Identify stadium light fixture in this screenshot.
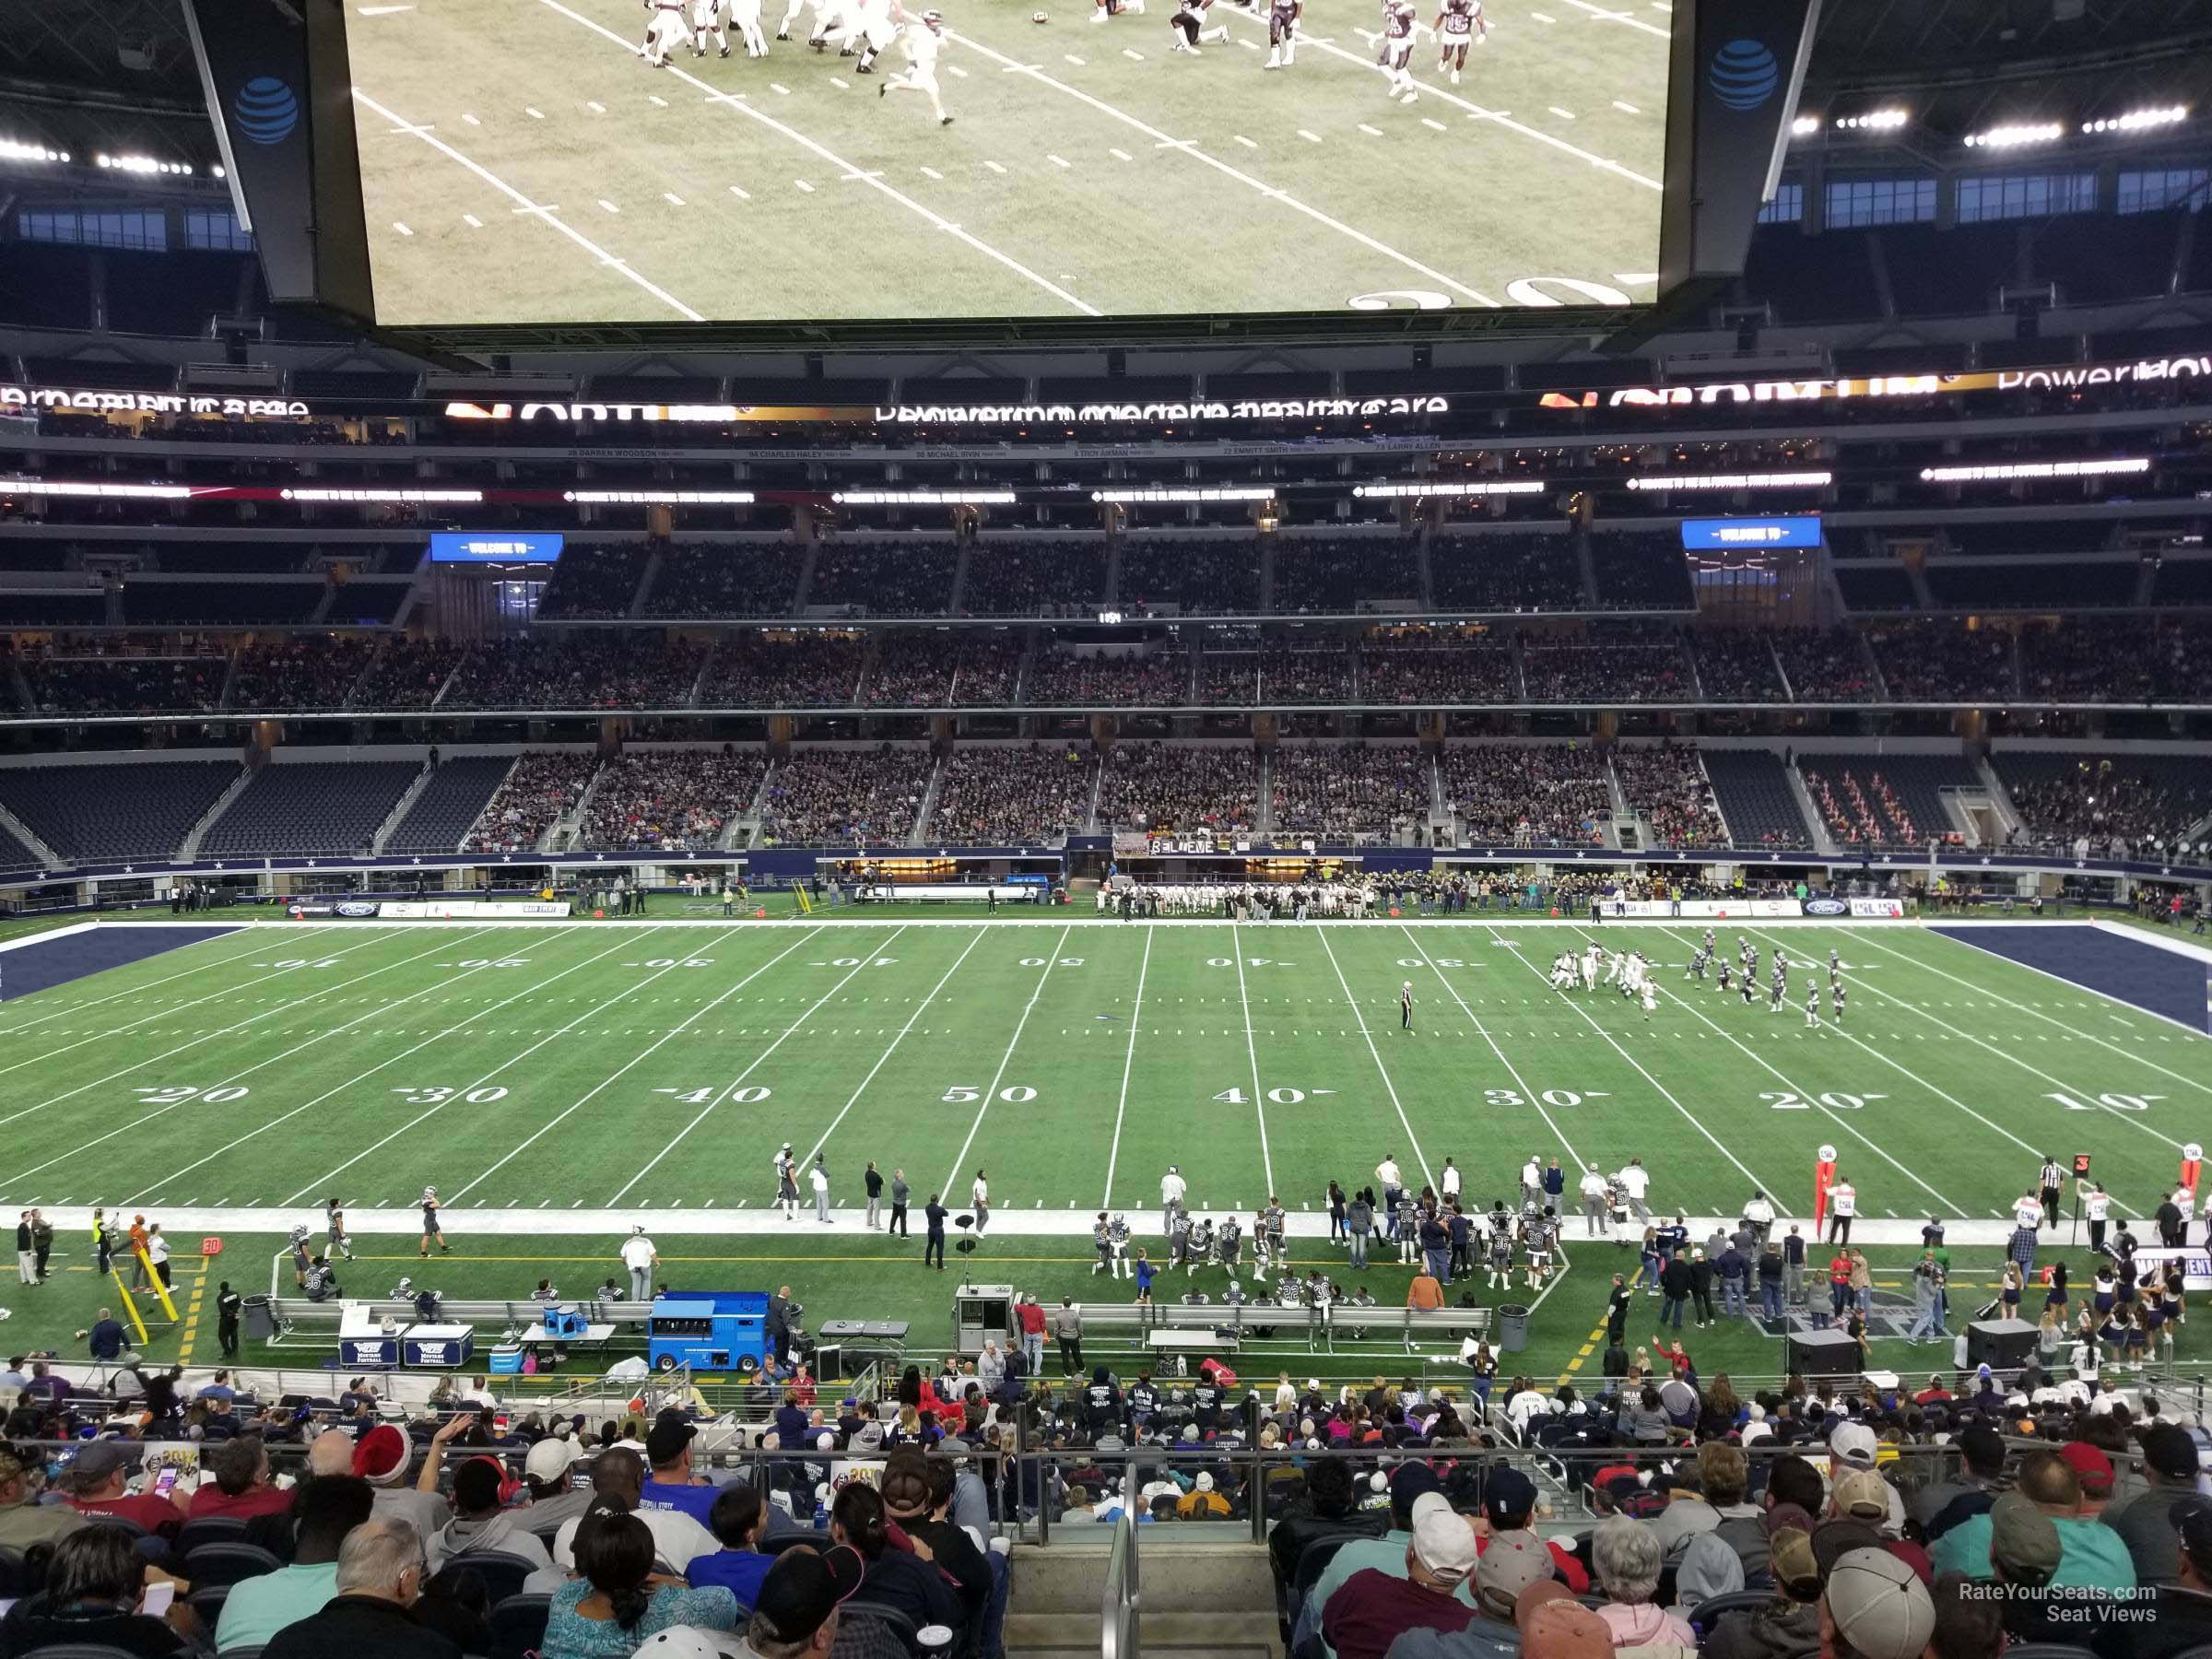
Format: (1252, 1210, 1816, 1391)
(830, 489, 1017, 505)
(1352, 480, 1547, 498)
(2081, 105, 2188, 135)
(1963, 122, 2064, 149)
(1089, 488, 1276, 503)
(1791, 115, 1822, 137)
(563, 489, 757, 504)
(96, 154, 194, 175)
(1832, 110, 1909, 132)
(1624, 471, 1833, 491)
(277, 487, 485, 502)
(1917, 458, 2150, 482)
(0, 477, 192, 499)
(0, 138, 70, 165)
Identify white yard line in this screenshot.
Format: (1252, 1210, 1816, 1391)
(456, 926, 829, 1202)
(352, 89, 705, 321)
(1218, 6, 1661, 189)
(939, 924, 1075, 1196)
(536, 0, 1100, 315)
(1396, 924, 1581, 1171)
(1488, 928, 1783, 1203)
(1100, 926, 1154, 1208)
(945, 27, 1501, 306)
(1230, 923, 1278, 1196)
(1827, 931, 2194, 1149)
(1877, 928, 2212, 1083)
(0, 929, 395, 1080)
(291, 927, 706, 1204)
(1315, 927, 1434, 1191)
(1571, 925, 1963, 1215)
(0, 926, 502, 1136)
(1553, 0, 1669, 37)
(0, 927, 517, 1188)
(611, 928, 910, 1203)
(804, 927, 988, 1169)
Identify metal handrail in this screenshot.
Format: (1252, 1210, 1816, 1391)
(1102, 1512, 1141, 1659)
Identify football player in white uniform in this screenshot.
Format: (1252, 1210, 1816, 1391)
(692, 0, 732, 56)
(728, 0, 770, 54)
(1434, 0, 1484, 83)
(881, 8, 954, 124)
(642, 0, 689, 65)
(839, 0, 900, 70)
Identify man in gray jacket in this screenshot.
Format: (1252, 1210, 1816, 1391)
(1347, 1189, 1374, 1271)
(1052, 1300, 1084, 1374)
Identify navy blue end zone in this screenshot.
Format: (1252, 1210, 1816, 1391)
(1931, 924, 2212, 1034)
(0, 924, 242, 1001)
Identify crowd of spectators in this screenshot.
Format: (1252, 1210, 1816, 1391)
(806, 540, 959, 617)
(641, 542, 804, 618)
(1868, 622, 2018, 704)
(1095, 742, 1259, 834)
(1591, 531, 1698, 609)
(23, 654, 227, 716)
(756, 747, 933, 843)
(929, 745, 1094, 842)
(1359, 641, 1523, 704)
(699, 633, 865, 707)
(462, 751, 596, 853)
(2000, 754, 2212, 857)
(1442, 744, 1610, 844)
(1430, 535, 1586, 613)
(354, 640, 467, 710)
(1026, 648, 1190, 706)
(1770, 629, 1878, 702)
(1611, 745, 1728, 849)
(1270, 744, 1432, 839)
(1688, 633, 1785, 701)
(862, 635, 1025, 709)
(956, 540, 1109, 616)
(1116, 538, 1261, 614)
(1271, 537, 1425, 613)
(229, 639, 380, 712)
(581, 749, 766, 852)
(535, 546, 650, 620)
(443, 637, 707, 711)
(1522, 636, 1696, 703)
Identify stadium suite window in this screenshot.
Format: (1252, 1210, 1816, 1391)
(185, 209, 255, 251)
(2116, 167, 2209, 214)
(1954, 171, 2099, 223)
(1821, 177, 1936, 229)
(1756, 182, 1805, 225)
(16, 208, 167, 252)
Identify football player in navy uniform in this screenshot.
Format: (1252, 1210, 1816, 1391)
(1264, 0, 1301, 67)
(1380, 0, 1419, 100)
(1434, 0, 1484, 84)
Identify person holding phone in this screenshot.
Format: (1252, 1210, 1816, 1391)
(59, 1441, 190, 1538)
(0, 1525, 196, 1659)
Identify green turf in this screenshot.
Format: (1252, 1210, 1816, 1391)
(3, 915, 2207, 1390)
(342, 0, 1666, 325)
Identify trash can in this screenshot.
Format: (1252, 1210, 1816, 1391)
(243, 1294, 276, 1341)
(1498, 1304, 1530, 1354)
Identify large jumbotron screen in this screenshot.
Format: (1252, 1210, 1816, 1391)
(332, 0, 1672, 327)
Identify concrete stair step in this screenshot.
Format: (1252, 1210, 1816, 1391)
(1002, 1609, 1281, 1657)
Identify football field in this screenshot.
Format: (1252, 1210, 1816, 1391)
(343, 0, 1667, 325)
(3, 917, 2206, 1236)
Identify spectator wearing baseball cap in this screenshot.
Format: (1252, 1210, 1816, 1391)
(59, 1440, 187, 1538)
(2099, 1499, 2212, 1659)
(2057, 1442, 2117, 1520)
(1706, 1521, 1822, 1659)
(1930, 1450, 2136, 1592)
(1820, 1547, 1936, 1659)
(1908, 1425, 2010, 1547)
(729, 1543, 865, 1658)
(2104, 1425, 2204, 1585)
(1519, 1583, 1613, 1659)
(1302, 1463, 1475, 1652)
(1480, 1465, 1591, 1594)
(521, 1433, 594, 1541)
(0, 1444, 86, 1550)
(1382, 1530, 1563, 1659)
(641, 1412, 720, 1527)
(1323, 1490, 1484, 1659)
